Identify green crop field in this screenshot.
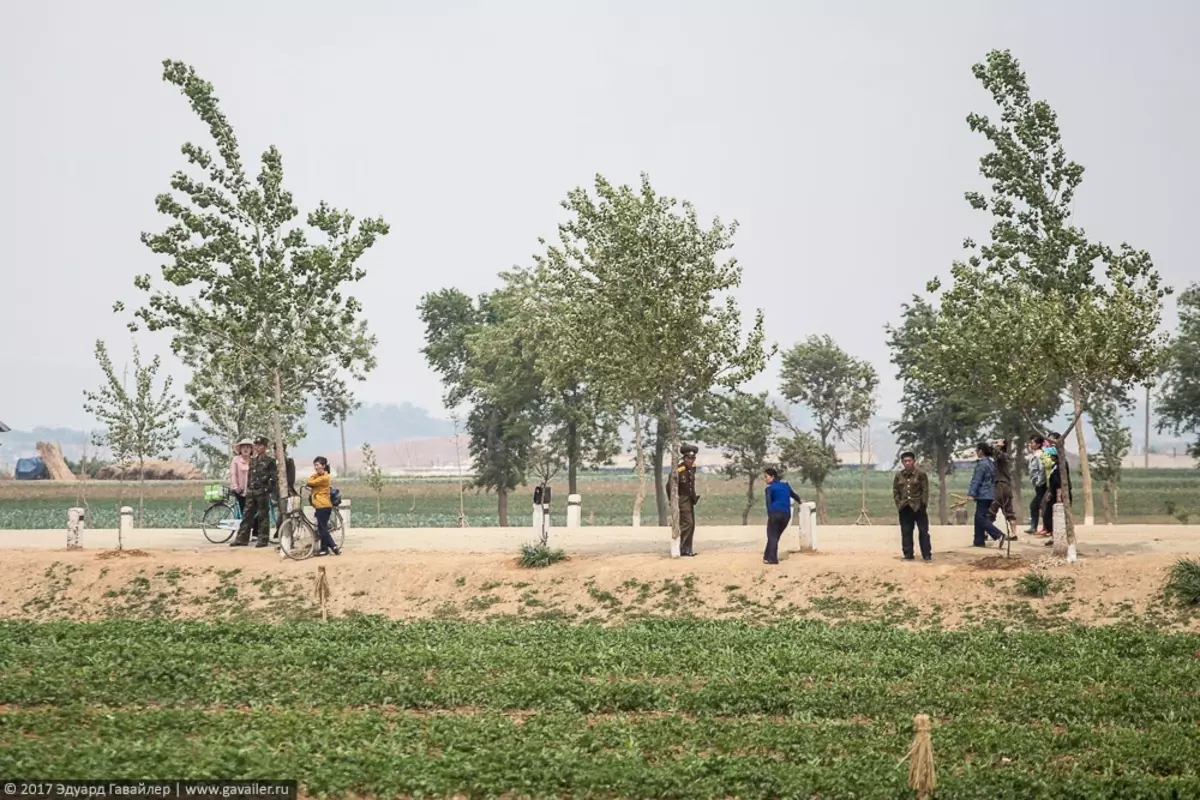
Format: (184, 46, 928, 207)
(1, 619, 1197, 798)
(2, 468, 1199, 528)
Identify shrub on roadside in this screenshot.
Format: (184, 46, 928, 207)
(1016, 571, 1053, 598)
(1163, 557, 1200, 606)
(518, 543, 566, 569)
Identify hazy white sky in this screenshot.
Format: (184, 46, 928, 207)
(2, 0, 1197, 431)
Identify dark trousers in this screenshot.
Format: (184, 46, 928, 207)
(899, 504, 931, 559)
(679, 501, 696, 555)
(973, 499, 1007, 546)
(233, 492, 246, 516)
(234, 492, 271, 544)
(1029, 485, 1046, 530)
(1042, 493, 1055, 533)
(764, 511, 790, 564)
(315, 507, 337, 552)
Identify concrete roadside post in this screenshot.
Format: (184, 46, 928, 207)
(798, 501, 818, 552)
(119, 506, 133, 550)
(67, 507, 84, 550)
(341, 499, 351, 533)
(567, 494, 582, 528)
(1052, 503, 1066, 557)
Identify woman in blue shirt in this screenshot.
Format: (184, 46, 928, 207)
(763, 467, 802, 565)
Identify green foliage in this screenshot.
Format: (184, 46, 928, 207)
(1015, 571, 1053, 598)
(1163, 558, 1200, 606)
(360, 442, 385, 527)
(778, 335, 877, 521)
(1157, 284, 1200, 461)
(125, 60, 388, 501)
(696, 391, 782, 524)
(1091, 394, 1133, 522)
(918, 49, 1169, 529)
(82, 340, 183, 533)
(534, 174, 770, 539)
(2, 620, 1199, 797)
(417, 287, 541, 524)
(518, 543, 567, 569)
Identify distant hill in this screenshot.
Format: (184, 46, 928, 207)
(0, 402, 454, 467)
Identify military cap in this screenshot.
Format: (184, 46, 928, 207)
(680, 444, 699, 457)
(253, 436, 269, 446)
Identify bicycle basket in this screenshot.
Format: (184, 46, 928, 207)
(204, 484, 225, 502)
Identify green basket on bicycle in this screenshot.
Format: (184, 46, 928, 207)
(204, 484, 226, 502)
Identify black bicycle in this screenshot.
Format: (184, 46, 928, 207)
(278, 487, 345, 560)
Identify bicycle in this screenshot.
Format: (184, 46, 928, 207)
(278, 487, 345, 561)
(200, 484, 277, 544)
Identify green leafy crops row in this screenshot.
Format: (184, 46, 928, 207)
(1, 619, 1198, 797)
(3, 469, 1199, 528)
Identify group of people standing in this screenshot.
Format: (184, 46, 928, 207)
(227, 437, 340, 555)
(890, 433, 1075, 559)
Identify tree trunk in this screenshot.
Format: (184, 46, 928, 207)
(815, 482, 827, 524)
(375, 493, 381, 528)
(1114, 484, 1119, 522)
(935, 445, 950, 525)
(1070, 380, 1095, 526)
(665, 396, 682, 542)
(1053, 448, 1076, 557)
(742, 474, 756, 525)
(497, 488, 509, 527)
(271, 369, 289, 505)
(631, 404, 647, 526)
(653, 414, 668, 526)
(566, 418, 579, 495)
(1101, 483, 1111, 525)
(339, 417, 348, 477)
(137, 455, 145, 530)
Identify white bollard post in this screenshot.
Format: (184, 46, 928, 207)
(341, 499, 351, 532)
(567, 494, 582, 528)
(67, 507, 84, 550)
(1052, 503, 1066, 557)
(799, 501, 818, 552)
(533, 503, 544, 535)
(119, 506, 133, 550)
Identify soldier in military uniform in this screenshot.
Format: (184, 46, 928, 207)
(892, 451, 931, 561)
(667, 444, 700, 556)
(987, 438, 1019, 541)
(231, 437, 277, 548)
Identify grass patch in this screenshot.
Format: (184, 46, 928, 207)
(1016, 571, 1054, 598)
(1164, 557, 1200, 606)
(518, 543, 567, 569)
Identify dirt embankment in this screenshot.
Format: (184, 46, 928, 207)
(3, 546, 1195, 631)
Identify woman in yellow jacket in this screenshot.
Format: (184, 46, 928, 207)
(307, 456, 340, 556)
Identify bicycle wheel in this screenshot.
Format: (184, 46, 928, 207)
(202, 502, 237, 544)
(279, 516, 317, 561)
(328, 508, 346, 551)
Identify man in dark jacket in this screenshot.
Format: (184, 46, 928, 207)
(892, 451, 932, 562)
(232, 437, 277, 548)
(667, 444, 700, 556)
(987, 439, 1019, 540)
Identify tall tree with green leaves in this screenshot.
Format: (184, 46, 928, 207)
(778, 335, 878, 523)
(476, 269, 623, 496)
(1157, 283, 1200, 461)
(417, 287, 542, 526)
(124, 60, 388, 504)
(697, 391, 782, 525)
(926, 49, 1168, 531)
(83, 341, 184, 531)
(535, 174, 769, 549)
(1090, 395, 1132, 524)
(886, 297, 985, 523)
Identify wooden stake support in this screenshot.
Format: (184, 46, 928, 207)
(314, 566, 331, 622)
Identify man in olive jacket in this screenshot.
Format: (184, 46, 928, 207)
(892, 451, 931, 562)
